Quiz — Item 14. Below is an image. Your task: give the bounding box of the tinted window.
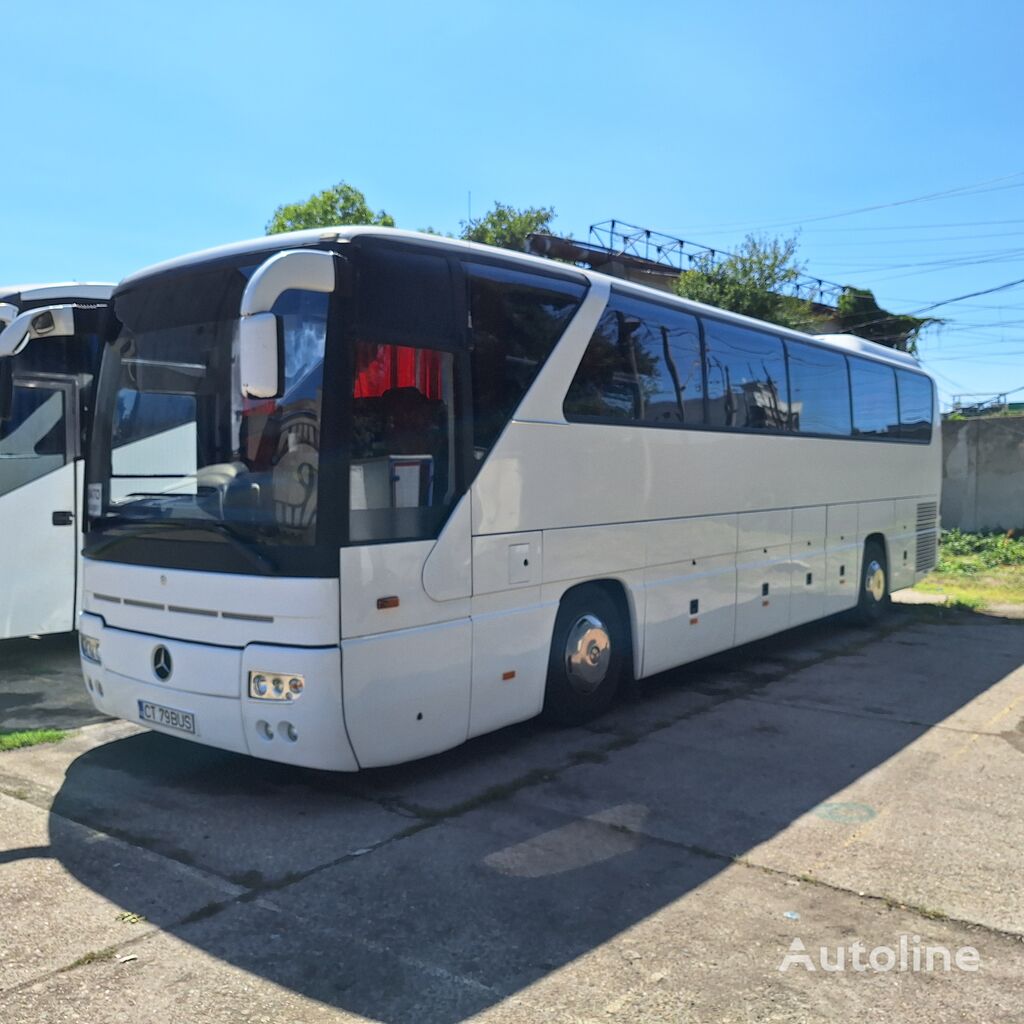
[564,294,704,425]
[897,370,933,441]
[468,264,585,455]
[704,321,788,430]
[350,342,455,543]
[786,341,851,436]
[0,385,67,498]
[850,358,899,437]
[14,333,102,378]
[356,246,454,350]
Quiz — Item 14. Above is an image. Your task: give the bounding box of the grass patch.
[0,728,66,752]
[63,947,117,971]
[915,530,1024,609]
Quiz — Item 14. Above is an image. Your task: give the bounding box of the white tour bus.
[0,282,114,640]
[77,229,940,770]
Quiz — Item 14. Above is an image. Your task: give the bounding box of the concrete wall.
[942,416,1024,531]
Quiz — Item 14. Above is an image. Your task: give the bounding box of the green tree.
[460,201,556,252]
[674,235,825,332]
[834,287,938,354]
[266,181,395,234]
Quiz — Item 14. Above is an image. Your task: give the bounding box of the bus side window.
[467,263,586,457]
[850,358,900,438]
[703,321,789,431]
[564,293,704,426]
[896,369,933,441]
[786,340,852,436]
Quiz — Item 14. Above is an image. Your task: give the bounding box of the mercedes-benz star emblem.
[152,645,173,681]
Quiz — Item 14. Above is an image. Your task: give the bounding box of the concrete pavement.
[0,632,107,733]
[1,607,1022,1022]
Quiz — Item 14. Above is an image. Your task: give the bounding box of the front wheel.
[852,540,891,625]
[542,587,627,726]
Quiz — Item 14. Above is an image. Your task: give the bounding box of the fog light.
[80,634,101,664]
[249,670,304,701]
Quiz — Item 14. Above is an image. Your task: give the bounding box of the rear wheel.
[542,587,627,726]
[853,540,890,625]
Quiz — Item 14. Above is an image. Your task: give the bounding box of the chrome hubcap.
[865,559,886,602]
[564,614,611,694]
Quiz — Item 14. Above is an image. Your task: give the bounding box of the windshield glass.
[91,262,328,549]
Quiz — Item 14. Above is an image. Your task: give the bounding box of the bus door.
[0,376,80,639]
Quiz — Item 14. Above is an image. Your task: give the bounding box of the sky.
[3,0,1023,408]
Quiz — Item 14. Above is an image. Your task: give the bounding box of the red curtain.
[353,344,442,399]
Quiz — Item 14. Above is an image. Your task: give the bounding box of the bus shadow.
[45,609,1024,1022]
[0,631,110,732]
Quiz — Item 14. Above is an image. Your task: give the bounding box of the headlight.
[248,671,304,701]
[80,634,102,664]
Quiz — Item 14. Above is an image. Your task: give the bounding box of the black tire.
[852,540,891,626]
[542,586,628,726]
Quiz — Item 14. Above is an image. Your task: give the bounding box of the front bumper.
[79,612,359,771]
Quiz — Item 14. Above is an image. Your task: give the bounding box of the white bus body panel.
[82,562,339,647]
[79,607,357,772]
[342,619,471,768]
[0,462,78,639]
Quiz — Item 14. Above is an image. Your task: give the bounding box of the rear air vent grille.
[916,501,938,572]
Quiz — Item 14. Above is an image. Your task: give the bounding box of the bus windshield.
[90,261,328,552]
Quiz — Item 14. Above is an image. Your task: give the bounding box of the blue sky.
[3,0,1023,407]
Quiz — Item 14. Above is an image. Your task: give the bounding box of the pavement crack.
[738,693,1008,737]
[735,857,1024,943]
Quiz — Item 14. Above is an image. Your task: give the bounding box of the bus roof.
[0,282,114,305]
[116,227,924,373]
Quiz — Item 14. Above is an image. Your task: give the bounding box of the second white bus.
[77,228,940,769]
[0,282,113,639]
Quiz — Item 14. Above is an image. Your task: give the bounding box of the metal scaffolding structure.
[588,220,846,307]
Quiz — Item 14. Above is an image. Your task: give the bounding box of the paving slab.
[5,813,1021,1024]
[510,695,926,861]
[478,858,1024,1024]
[0,722,416,886]
[747,724,1024,935]
[0,792,240,992]
[749,618,1024,732]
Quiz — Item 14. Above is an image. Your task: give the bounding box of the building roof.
[0,282,114,305]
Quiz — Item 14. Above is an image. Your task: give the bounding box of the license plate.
[138,700,197,736]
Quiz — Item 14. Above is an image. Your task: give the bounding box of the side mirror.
[0,304,78,358]
[238,249,338,398]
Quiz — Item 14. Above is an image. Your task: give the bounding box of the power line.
[801,218,1024,233]
[678,171,1024,234]
[808,230,1024,247]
